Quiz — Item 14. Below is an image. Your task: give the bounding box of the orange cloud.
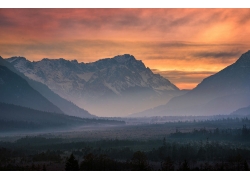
[1,8,250,89]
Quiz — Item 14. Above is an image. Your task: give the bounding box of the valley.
[0,116,250,170]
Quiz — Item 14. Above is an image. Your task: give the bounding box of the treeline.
[0,119,40,131]
[65,151,150,171]
[162,117,250,128]
[0,147,62,170]
[169,124,250,141]
[0,102,125,132]
[1,136,250,170]
[64,143,250,171]
[0,137,161,153]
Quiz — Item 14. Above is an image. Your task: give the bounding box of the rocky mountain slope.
[0,57,94,118]
[7,54,183,116]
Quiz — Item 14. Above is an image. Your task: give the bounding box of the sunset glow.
[1,8,250,89]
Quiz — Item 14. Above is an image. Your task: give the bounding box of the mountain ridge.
[131,50,250,117]
[6,54,183,117]
[231,105,250,116]
[0,102,124,133]
[0,57,95,118]
[0,64,63,114]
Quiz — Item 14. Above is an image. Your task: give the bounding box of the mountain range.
[132,50,250,117]
[2,50,250,118]
[0,57,94,118]
[6,54,184,117]
[0,56,126,132]
[0,64,62,114]
[231,105,250,116]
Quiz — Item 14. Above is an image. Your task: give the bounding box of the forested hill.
[0,65,62,114]
[0,103,125,133]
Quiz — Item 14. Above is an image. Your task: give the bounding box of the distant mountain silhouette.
[0,57,95,118]
[0,64,62,113]
[132,50,250,117]
[0,102,124,133]
[7,54,184,117]
[231,105,250,116]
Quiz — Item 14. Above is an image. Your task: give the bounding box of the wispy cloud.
[1,9,250,89]
[152,69,217,89]
[193,51,242,59]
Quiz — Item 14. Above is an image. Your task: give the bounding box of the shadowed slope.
[132,50,250,117]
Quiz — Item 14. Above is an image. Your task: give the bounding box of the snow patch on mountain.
[6,54,182,116]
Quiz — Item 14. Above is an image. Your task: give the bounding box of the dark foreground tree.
[42,164,46,171]
[161,156,175,171]
[244,160,249,171]
[80,153,128,171]
[65,153,79,171]
[179,159,190,171]
[80,153,95,171]
[131,151,150,171]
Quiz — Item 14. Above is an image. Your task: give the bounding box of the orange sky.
[1,8,250,89]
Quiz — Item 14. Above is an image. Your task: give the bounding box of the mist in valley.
[1,115,250,171]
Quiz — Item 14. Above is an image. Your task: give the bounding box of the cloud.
[193,51,242,59]
[1,9,250,89]
[152,69,217,89]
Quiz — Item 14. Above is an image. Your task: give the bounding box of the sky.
[1,8,250,89]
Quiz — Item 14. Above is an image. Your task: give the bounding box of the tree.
[179,159,190,171]
[242,124,249,137]
[244,160,249,171]
[161,156,174,171]
[42,164,46,171]
[163,137,166,147]
[80,153,95,171]
[65,153,79,171]
[80,153,120,171]
[131,151,149,171]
